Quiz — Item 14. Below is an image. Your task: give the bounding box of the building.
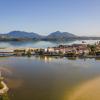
[14,49,26,56]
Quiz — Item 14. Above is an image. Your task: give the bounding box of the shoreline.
[0,42,100,58]
[0,55,100,59]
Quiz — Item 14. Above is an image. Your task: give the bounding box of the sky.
[0,0,100,36]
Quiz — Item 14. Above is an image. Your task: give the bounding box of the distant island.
[0,31,100,41]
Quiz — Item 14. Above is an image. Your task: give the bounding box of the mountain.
[0,30,100,41]
[44,31,77,41]
[0,31,77,41]
[8,31,41,39]
[0,31,42,41]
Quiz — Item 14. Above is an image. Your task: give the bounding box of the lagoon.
[0,56,100,100]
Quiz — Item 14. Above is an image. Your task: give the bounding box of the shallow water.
[0,56,100,100]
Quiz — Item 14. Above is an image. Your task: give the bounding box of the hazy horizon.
[0,0,100,36]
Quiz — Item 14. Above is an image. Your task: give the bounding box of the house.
[14,49,26,56]
[47,47,55,52]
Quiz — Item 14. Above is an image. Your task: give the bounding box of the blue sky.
[0,0,100,36]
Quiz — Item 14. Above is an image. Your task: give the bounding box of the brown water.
[0,56,100,100]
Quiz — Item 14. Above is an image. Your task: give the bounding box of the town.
[0,41,100,58]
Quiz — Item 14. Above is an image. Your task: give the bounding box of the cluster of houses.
[44,44,90,56]
[0,42,100,57]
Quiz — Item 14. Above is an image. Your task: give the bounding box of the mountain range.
[0,31,100,41]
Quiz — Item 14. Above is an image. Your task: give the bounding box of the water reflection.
[0,57,100,100]
[95,57,100,60]
[0,40,100,48]
[35,56,64,63]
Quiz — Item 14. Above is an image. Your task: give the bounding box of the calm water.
[0,40,100,100]
[0,40,99,48]
[0,56,100,100]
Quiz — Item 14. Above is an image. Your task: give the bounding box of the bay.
[0,56,100,100]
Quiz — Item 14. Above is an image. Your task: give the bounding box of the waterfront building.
[14,49,26,56]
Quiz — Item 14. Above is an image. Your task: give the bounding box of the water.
[0,56,100,100]
[0,40,99,48]
[0,40,100,100]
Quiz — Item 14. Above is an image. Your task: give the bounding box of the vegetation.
[1,93,9,100]
[88,45,96,55]
[0,83,3,89]
[65,52,76,57]
[27,49,32,57]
